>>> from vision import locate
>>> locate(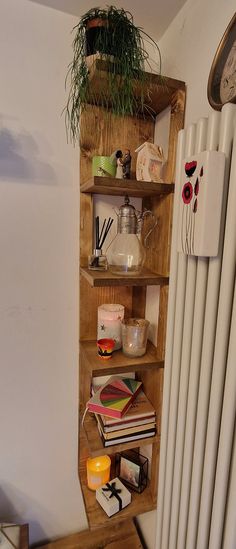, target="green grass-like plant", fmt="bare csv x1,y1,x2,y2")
65,6,162,143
